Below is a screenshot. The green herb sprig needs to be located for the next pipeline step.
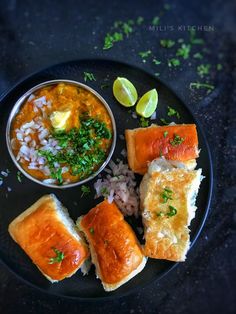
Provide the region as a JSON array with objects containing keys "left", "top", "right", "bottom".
[
  {"left": 170, "top": 134, "right": 185, "bottom": 146},
  {"left": 84, "top": 72, "right": 96, "bottom": 82},
  {"left": 49, "top": 247, "right": 64, "bottom": 264},
  {"left": 167, "top": 106, "right": 180, "bottom": 119},
  {"left": 81, "top": 185, "right": 91, "bottom": 197},
  {"left": 161, "top": 187, "right": 173, "bottom": 203}
]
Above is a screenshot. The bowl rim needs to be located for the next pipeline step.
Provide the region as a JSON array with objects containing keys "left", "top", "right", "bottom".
[{"left": 6, "top": 79, "right": 117, "bottom": 189}]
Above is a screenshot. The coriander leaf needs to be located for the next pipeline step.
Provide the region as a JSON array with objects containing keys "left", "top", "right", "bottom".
[
  {"left": 89, "top": 227, "right": 94, "bottom": 234},
  {"left": 197, "top": 64, "right": 211, "bottom": 78},
  {"left": 160, "top": 39, "right": 175, "bottom": 48},
  {"left": 168, "top": 58, "right": 180, "bottom": 67},
  {"left": 84, "top": 72, "right": 96, "bottom": 82},
  {"left": 163, "top": 131, "right": 168, "bottom": 138},
  {"left": 139, "top": 50, "right": 152, "bottom": 59},
  {"left": 160, "top": 118, "right": 170, "bottom": 125},
  {"left": 170, "top": 134, "right": 185, "bottom": 146},
  {"left": 81, "top": 185, "right": 91, "bottom": 197},
  {"left": 193, "top": 52, "right": 203, "bottom": 59},
  {"left": 176, "top": 44, "right": 191, "bottom": 59},
  {"left": 136, "top": 16, "right": 144, "bottom": 25},
  {"left": 17, "top": 171, "right": 23, "bottom": 183},
  {"left": 103, "top": 32, "right": 123, "bottom": 50},
  {"left": 122, "top": 22, "right": 133, "bottom": 37},
  {"left": 167, "top": 106, "right": 180, "bottom": 119},
  {"left": 139, "top": 117, "right": 149, "bottom": 127},
  {"left": 100, "top": 83, "right": 110, "bottom": 89},
  {"left": 49, "top": 247, "right": 64, "bottom": 264},
  {"left": 156, "top": 211, "right": 165, "bottom": 217},
  {"left": 167, "top": 205, "right": 177, "bottom": 217},
  {"left": 153, "top": 58, "right": 161, "bottom": 65},
  {"left": 152, "top": 16, "right": 160, "bottom": 26},
  {"left": 161, "top": 187, "right": 173, "bottom": 203}
]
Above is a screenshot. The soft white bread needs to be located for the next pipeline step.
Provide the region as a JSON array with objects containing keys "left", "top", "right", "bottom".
[
  {"left": 140, "top": 158, "right": 202, "bottom": 262},
  {"left": 8, "top": 194, "right": 89, "bottom": 282},
  {"left": 77, "top": 200, "right": 147, "bottom": 292}
]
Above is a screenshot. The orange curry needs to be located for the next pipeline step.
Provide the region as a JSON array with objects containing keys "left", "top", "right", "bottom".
[{"left": 11, "top": 83, "right": 113, "bottom": 185}]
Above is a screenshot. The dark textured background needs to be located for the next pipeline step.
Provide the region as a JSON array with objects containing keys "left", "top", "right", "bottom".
[{"left": 0, "top": 0, "right": 235, "bottom": 313}]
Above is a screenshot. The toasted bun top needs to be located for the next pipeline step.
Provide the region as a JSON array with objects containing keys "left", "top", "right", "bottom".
[
  {"left": 125, "top": 124, "right": 199, "bottom": 174},
  {"left": 8, "top": 194, "right": 89, "bottom": 281},
  {"left": 80, "top": 200, "right": 144, "bottom": 284},
  {"left": 140, "top": 167, "right": 202, "bottom": 261}
]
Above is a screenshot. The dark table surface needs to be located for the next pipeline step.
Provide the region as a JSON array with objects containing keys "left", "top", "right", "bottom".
[{"left": 0, "top": 0, "right": 235, "bottom": 313}]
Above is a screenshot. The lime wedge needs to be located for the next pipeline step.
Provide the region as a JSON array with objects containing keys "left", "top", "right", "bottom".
[
  {"left": 113, "top": 77, "right": 138, "bottom": 107},
  {"left": 136, "top": 89, "right": 158, "bottom": 118}
]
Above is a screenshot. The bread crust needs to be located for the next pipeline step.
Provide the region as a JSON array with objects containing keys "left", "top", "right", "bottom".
[
  {"left": 140, "top": 167, "right": 202, "bottom": 262},
  {"left": 125, "top": 124, "right": 199, "bottom": 174},
  {"left": 8, "top": 194, "right": 89, "bottom": 282},
  {"left": 78, "top": 200, "right": 146, "bottom": 291}
]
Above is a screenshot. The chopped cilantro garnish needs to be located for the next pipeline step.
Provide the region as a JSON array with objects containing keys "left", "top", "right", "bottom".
[
  {"left": 160, "top": 39, "right": 175, "bottom": 48},
  {"left": 167, "top": 205, "right": 177, "bottom": 217},
  {"left": 89, "top": 227, "right": 94, "bottom": 234},
  {"left": 139, "top": 117, "right": 149, "bottom": 127},
  {"left": 160, "top": 118, "right": 169, "bottom": 125},
  {"left": 136, "top": 16, "right": 144, "bottom": 25},
  {"left": 193, "top": 52, "right": 203, "bottom": 59},
  {"left": 84, "top": 72, "right": 96, "bottom": 82},
  {"left": 100, "top": 186, "right": 109, "bottom": 196},
  {"left": 122, "top": 22, "right": 133, "bottom": 37},
  {"left": 157, "top": 211, "right": 165, "bottom": 217},
  {"left": 176, "top": 43, "right": 191, "bottom": 59},
  {"left": 139, "top": 50, "right": 152, "bottom": 59},
  {"left": 103, "top": 32, "right": 123, "bottom": 50},
  {"left": 152, "top": 16, "right": 160, "bottom": 26},
  {"left": 17, "top": 171, "right": 23, "bottom": 183},
  {"left": 81, "top": 185, "right": 91, "bottom": 197},
  {"left": 168, "top": 58, "right": 180, "bottom": 67},
  {"left": 167, "top": 106, "right": 180, "bottom": 119},
  {"left": 38, "top": 115, "right": 111, "bottom": 184},
  {"left": 100, "top": 83, "right": 110, "bottom": 89},
  {"left": 51, "top": 167, "right": 63, "bottom": 184},
  {"left": 197, "top": 64, "right": 211, "bottom": 78},
  {"left": 170, "top": 134, "right": 185, "bottom": 146},
  {"left": 49, "top": 247, "right": 64, "bottom": 264},
  {"left": 153, "top": 58, "right": 161, "bottom": 65},
  {"left": 163, "top": 131, "right": 168, "bottom": 138},
  {"left": 161, "top": 187, "right": 173, "bottom": 203}
]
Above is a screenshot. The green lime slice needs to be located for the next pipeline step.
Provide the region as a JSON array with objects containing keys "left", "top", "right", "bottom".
[
  {"left": 113, "top": 77, "right": 138, "bottom": 107},
  {"left": 136, "top": 89, "right": 158, "bottom": 118}
]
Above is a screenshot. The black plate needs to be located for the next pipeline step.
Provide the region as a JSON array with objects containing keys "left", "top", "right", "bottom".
[{"left": 0, "top": 59, "right": 213, "bottom": 300}]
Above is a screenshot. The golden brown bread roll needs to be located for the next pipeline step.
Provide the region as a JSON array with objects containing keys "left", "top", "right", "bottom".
[
  {"left": 125, "top": 124, "right": 199, "bottom": 174},
  {"left": 77, "top": 200, "right": 147, "bottom": 291},
  {"left": 8, "top": 194, "right": 89, "bottom": 282}
]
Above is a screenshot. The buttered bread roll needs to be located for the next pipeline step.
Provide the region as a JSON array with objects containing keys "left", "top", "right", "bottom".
[
  {"left": 140, "top": 158, "right": 202, "bottom": 262},
  {"left": 125, "top": 124, "right": 199, "bottom": 175},
  {"left": 77, "top": 200, "right": 147, "bottom": 291},
  {"left": 8, "top": 194, "right": 89, "bottom": 282}
]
